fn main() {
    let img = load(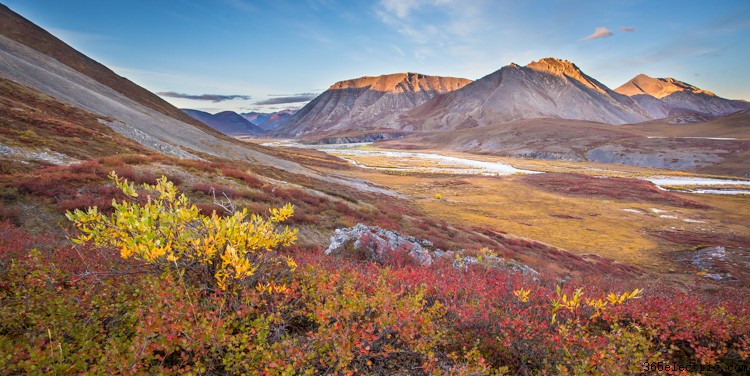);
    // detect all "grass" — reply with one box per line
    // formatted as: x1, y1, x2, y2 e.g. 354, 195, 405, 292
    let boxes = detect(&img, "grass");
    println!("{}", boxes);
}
0, 77, 148, 160
309, 149, 750, 272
